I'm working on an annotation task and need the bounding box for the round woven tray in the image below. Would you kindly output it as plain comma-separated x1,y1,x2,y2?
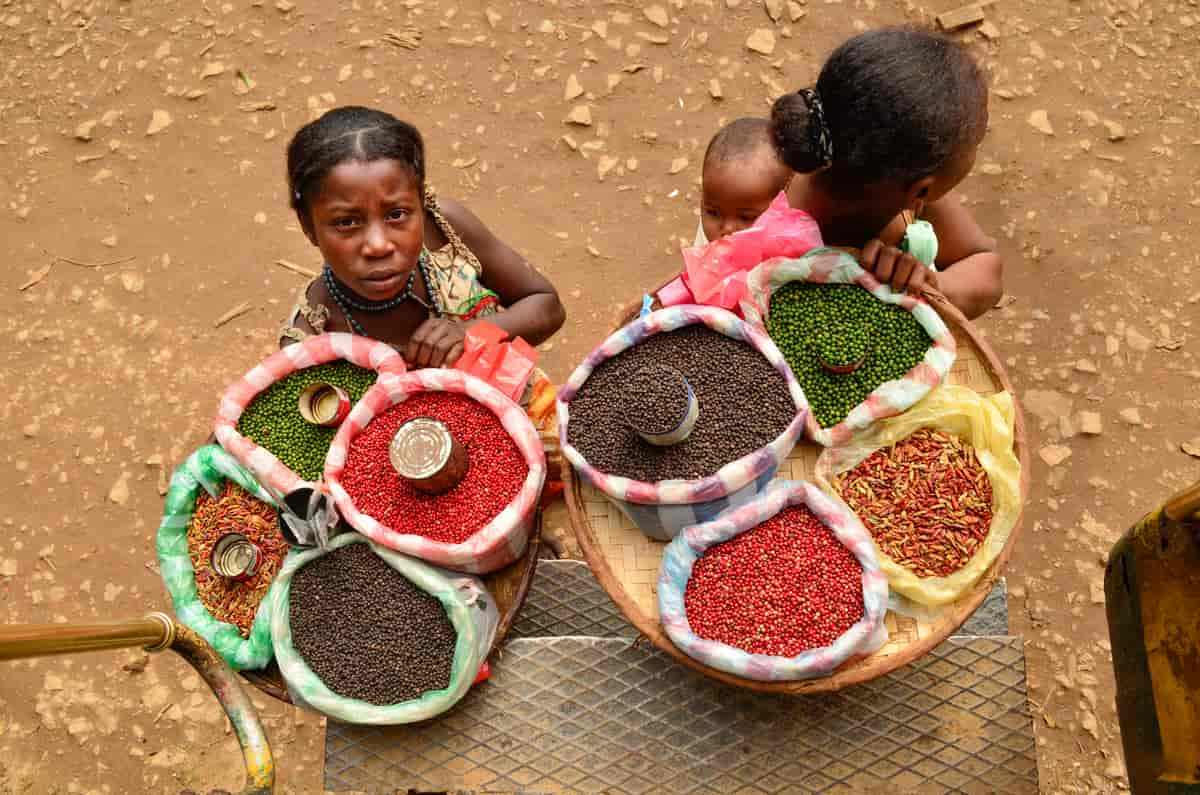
565,289,1030,693
241,514,542,704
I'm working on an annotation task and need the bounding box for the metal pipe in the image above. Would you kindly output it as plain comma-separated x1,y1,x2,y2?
0,612,173,660
169,624,275,794
1164,480,1200,522
0,613,274,794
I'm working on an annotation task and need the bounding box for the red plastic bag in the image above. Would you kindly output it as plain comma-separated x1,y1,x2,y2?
473,660,491,684
455,320,507,374
454,321,538,403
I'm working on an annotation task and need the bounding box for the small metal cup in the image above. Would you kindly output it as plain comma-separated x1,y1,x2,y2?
629,367,699,447
390,417,469,496
297,382,351,427
815,324,872,375
210,534,262,581
817,344,871,375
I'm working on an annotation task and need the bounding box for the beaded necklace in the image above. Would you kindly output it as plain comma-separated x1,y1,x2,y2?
323,251,440,337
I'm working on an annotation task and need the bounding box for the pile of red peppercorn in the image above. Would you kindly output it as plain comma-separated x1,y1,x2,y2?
683,505,865,657
339,392,528,545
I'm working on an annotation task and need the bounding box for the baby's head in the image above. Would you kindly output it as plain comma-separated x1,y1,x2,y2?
700,117,792,242
772,28,987,221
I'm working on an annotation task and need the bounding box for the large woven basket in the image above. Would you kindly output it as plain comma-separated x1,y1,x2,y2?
564,286,1030,693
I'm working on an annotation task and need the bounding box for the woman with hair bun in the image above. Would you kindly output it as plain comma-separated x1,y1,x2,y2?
771,28,1002,319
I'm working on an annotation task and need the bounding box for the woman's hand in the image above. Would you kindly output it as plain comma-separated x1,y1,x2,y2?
405,317,467,369
859,239,937,295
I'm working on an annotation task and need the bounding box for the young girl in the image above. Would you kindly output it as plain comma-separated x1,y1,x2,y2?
279,106,566,496
771,28,1002,319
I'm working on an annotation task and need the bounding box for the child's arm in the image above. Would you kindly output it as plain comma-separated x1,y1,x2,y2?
405,198,566,368
923,193,1003,320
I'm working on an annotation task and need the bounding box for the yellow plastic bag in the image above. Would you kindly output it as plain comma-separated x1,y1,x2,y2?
813,385,1021,607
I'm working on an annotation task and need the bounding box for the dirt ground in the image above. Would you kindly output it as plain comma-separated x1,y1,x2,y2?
1,0,1197,792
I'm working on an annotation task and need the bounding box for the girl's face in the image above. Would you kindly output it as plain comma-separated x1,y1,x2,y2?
301,158,424,301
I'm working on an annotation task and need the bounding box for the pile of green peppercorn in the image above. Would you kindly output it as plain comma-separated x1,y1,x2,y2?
766,282,932,428
236,360,378,481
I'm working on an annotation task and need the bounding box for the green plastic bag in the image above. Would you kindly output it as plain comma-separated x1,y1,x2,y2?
155,445,281,671
271,533,499,725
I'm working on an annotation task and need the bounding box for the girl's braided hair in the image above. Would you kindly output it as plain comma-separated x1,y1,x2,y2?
287,106,425,221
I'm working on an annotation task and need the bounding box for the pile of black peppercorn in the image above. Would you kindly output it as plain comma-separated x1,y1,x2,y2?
289,543,458,706
566,325,797,482
624,364,692,435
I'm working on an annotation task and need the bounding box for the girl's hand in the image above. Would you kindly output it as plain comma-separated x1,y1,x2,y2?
406,317,467,369
859,238,937,295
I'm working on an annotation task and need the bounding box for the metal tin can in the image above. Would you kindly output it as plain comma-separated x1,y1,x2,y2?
297,382,351,427
210,533,262,582
817,348,870,375
389,416,469,495
815,324,871,375
629,366,699,447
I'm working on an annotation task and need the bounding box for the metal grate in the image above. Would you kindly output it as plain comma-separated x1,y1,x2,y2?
324,636,1037,794
509,560,636,640
956,577,1009,637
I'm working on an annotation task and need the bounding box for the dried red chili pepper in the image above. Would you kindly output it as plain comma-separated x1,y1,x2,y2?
833,428,994,578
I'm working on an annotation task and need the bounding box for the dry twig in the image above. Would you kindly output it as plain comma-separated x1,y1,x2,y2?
214,301,254,328
275,259,318,278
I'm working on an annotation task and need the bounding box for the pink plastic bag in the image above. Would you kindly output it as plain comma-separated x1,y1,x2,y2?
657,274,695,307
662,193,824,312
494,337,537,402
453,321,538,403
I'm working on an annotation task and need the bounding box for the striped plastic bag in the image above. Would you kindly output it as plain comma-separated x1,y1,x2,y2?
657,480,889,681
271,533,498,725
557,305,809,541
214,333,407,498
155,445,280,671
325,369,546,574
740,248,957,448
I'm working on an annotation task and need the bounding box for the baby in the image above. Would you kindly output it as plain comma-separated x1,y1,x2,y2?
697,117,793,245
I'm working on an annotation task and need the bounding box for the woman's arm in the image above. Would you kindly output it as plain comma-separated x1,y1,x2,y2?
439,197,566,345
924,193,1004,321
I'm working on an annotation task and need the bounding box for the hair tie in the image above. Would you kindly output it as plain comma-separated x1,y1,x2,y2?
798,88,834,168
